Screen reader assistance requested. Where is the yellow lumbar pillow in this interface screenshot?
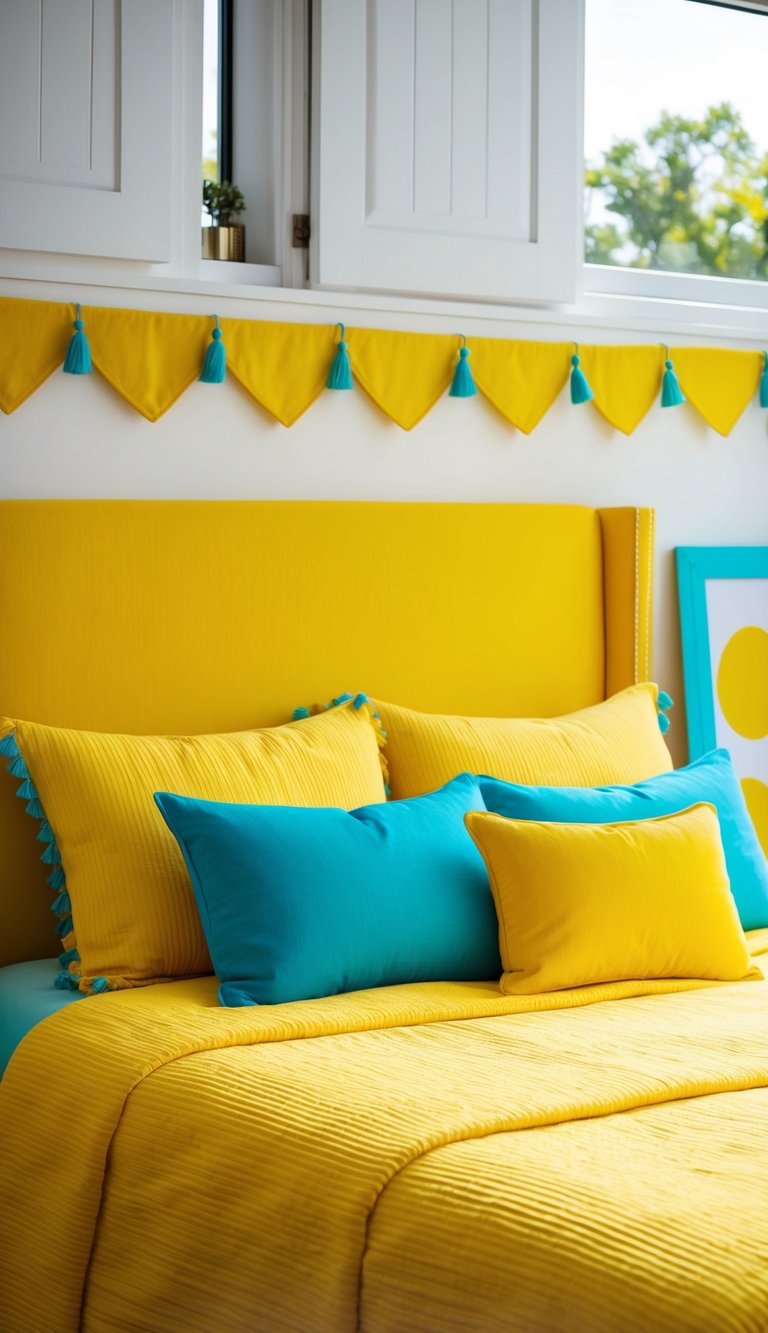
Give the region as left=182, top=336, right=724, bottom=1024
left=465, top=803, right=760, bottom=996
left=377, top=683, right=672, bottom=800
left=3, top=700, right=386, bottom=993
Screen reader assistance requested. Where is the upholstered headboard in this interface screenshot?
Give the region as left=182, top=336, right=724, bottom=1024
left=0, top=501, right=654, bottom=964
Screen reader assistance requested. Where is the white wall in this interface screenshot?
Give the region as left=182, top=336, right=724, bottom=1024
left=1, top=279, right=767, bottom=764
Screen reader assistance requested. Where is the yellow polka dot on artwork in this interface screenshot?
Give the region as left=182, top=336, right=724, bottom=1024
left=741, top=777, right=768, bottom=859
left=716, top=625, right=768, bottom=740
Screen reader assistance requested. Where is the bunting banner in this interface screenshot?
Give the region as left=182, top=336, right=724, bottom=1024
left=0, top=295, right=764, bottom=436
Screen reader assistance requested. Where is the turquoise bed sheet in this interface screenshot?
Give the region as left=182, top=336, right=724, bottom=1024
left=0, top=959, right=83, bottom=1078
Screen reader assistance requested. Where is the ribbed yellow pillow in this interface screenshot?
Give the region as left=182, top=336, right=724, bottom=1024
left=377, top=684, right=673, bottom=799
left=3, top=701, right=386, bottom=993
left=465, top=803, right=760, bottom=995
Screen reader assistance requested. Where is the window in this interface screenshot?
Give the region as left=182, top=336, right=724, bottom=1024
left=584, top=0, right=768, bottom=303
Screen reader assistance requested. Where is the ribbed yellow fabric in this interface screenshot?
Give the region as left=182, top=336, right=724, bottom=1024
left=467, top=804, right=759, bottom=995
left=362, top=1087, right=768, bottom=1332
left=0, top=940, right=766, bottom=1332
left=4, top=701, right=385, bottom=990
left=378, top=682, right=672, bottom=800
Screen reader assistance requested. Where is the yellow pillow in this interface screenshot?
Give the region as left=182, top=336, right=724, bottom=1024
left=3, top=700, right=386, bottom=993
left=377, top=683, right=673, bottom=799
left=465, top=803, right=760, bottom=996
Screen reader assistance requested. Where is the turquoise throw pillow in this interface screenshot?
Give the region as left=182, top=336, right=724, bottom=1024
left=480, top=748, right=768, bottom=931
left=155, top=773, right=499, bottom=1006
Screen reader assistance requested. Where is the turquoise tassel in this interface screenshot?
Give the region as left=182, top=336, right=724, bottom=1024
left=63, top=304, right=92, bottom=375
left=59, top=947, right=80, bottom=969
left=41, top=841, right=61, bottom=865
left=449, top=337, right=477, bottom=398
left=51, top=890, right=71, bottom=917
left=26, top=797, right=45, bottom=818
left=47, top=865, right=66, bottom=890
left=0, top=732, right=19, bottom=759
left=200, top=316, right=226, bottom=383
left=658, top=711, right=671, bottom=734
left=54, top=972, right=79, bottom=991
left=90, top=977, right=110, bottom=995
left=570, top=346, right=594, bottom=404
left=352, top=692, right=369, bottom=710
left=657, top=690, right=674, bottom=711
left=6, top=753, right=29, bottom=779
left=55, top=916, right=73, bottom=938
left=661, top=348, right=685, bottom=407
left=37, top=820, right=56, bottom=844
left=326, top=324, right=354, bottom=390
left=292, top=706, right=310, bottom=721
left=331, top=693, right=353, bottom=707
left=760, top=352, right=768, bottom=409
left=16, top=778, right=37, bottom=801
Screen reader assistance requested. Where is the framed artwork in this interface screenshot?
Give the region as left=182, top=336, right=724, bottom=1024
left=676, top=546, right=768, bottom=859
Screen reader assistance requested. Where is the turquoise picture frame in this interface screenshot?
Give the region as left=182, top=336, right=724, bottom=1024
left=676, top=546, right=768, bottom=762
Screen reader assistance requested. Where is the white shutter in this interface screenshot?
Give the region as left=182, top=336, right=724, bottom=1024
left=0, top=0, right=176, bottom=262
left=312, top=0, right=584, bottom=303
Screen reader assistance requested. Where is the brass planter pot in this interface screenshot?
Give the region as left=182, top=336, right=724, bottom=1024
left=201, top=225, right=246, bottom=261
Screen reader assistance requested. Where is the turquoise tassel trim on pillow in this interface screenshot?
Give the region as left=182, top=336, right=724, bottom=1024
left=657, top=689, right=674, bottom=733
left=51, top=890, right=71, bottom=917
left=200, top=315, right=226, bottom=383
left=760, top=352, right=768, bottom=408
left=0, top=729, right=88, bottom=992
left=326, top=323, right=354, bottom=390
left=6, top=752, right=30, bottom=779
left=449, top=337, right=477, bottom=398
left=54, top=971, right=80, bottom=990
left=63, top=303, right=92, bottom=375
left=570, top=344, right=594, bottom=405
left=660, top=348, right=685, bottom=408
left=290, top=691, right=390, bottom=795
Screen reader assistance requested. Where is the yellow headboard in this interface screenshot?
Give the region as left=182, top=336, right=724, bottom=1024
left=0, top=501, right=654, bottom=964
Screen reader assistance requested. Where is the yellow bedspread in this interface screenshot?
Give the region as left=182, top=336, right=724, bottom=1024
left=2, top=934, right=768, bottom=1333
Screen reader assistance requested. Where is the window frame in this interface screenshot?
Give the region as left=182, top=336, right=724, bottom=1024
left=584, top=263, right=768, bottom=312
left=583, top=0, right=768, bottom=316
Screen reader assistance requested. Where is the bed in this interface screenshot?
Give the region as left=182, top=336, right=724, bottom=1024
left=1, top=499, right=767, bottom=1333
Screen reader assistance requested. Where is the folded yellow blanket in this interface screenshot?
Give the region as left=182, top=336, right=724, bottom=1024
left=2, top=933, right=768, bottom=1332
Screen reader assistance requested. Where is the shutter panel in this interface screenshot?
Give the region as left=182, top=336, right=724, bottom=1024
left=312, top=0, right=584, bottom=303
left=0, top=0, right=176, bottom=261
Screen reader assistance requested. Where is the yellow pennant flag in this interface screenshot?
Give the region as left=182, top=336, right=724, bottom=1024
left=471, top=338, right=570, bottom=433
left=0, top=297, right=74, bottom=414
left=578, top=345, right=664, bottom=436
left=672, top=348, right=764, bottom=437
left=347, top=328, right=455, bottom=430
left=85, top=308, right=209, bottom=422
left=225, top=320, right=335, bottom=426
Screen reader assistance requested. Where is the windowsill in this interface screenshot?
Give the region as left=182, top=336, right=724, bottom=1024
left=0, top=261, right=766, bottom=344
left=199, top=260, right=282, bottom=287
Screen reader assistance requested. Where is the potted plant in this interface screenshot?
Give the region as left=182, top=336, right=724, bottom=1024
left=202, top=179, right=246, bottom=261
